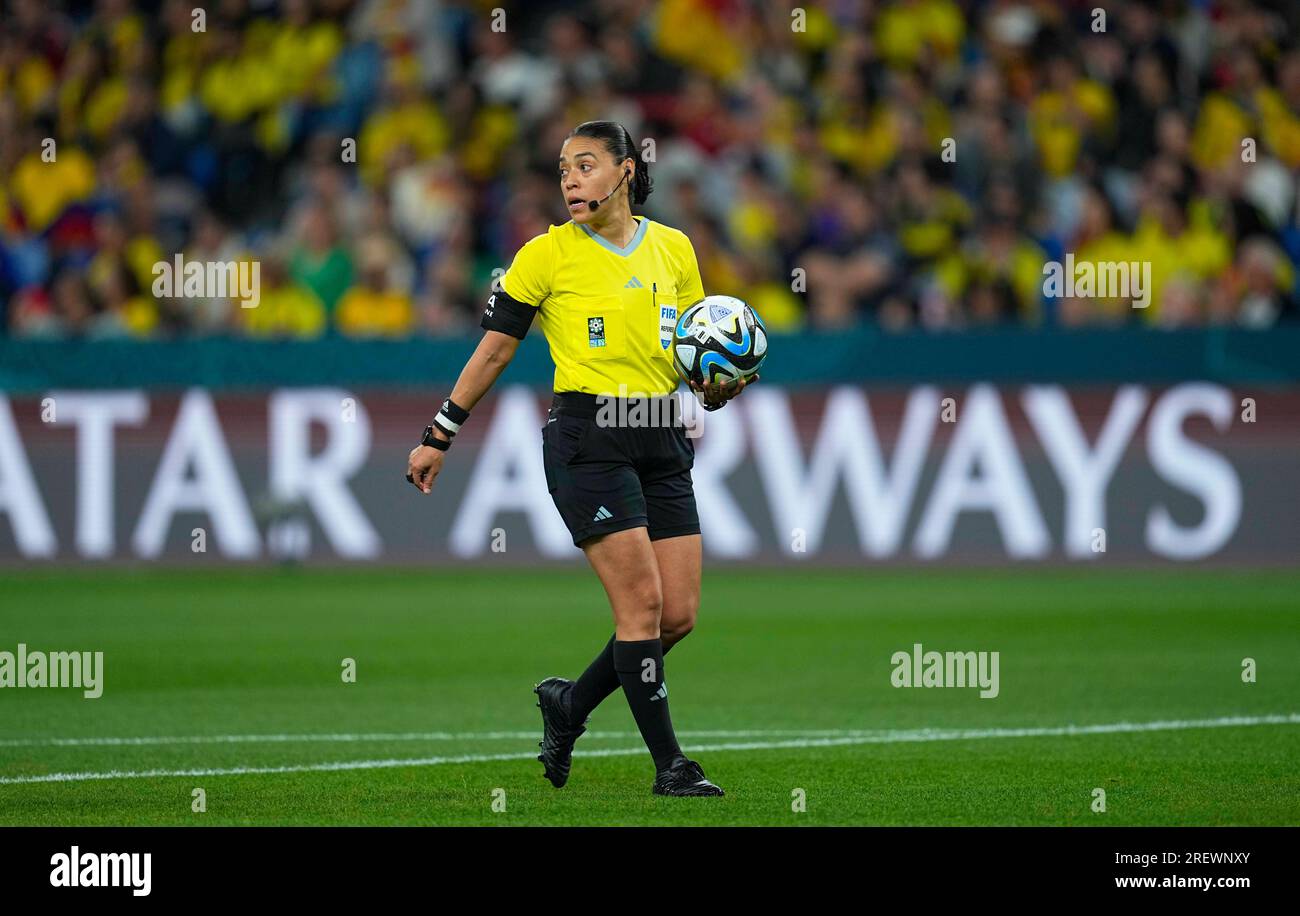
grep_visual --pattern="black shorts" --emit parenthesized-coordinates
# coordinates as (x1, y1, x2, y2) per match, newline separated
(541, 391, 700, 547)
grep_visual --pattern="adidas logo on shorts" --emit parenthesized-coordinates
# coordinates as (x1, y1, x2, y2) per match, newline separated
(593, 505, 613, 522)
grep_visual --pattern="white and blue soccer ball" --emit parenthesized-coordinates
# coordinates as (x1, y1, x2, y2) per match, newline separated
(671, 295, 768, 387)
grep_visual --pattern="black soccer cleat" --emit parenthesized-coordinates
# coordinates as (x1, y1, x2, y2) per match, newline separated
(533, 676, 588, 788)
(652, 756, 725, 797)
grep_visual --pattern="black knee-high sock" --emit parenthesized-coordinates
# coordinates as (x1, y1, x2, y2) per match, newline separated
(571, 633, 674, 723)
(612, 638, 682, 771)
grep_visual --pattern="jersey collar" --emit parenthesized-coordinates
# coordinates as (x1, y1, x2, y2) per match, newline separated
(577, 216, 648, 257)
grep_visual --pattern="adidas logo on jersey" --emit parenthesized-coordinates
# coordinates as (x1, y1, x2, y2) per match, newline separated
(624, 277, 644, 288)
(593, 506, 613, 521)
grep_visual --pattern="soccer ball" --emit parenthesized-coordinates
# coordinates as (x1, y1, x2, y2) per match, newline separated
(671, 295, 767, 386)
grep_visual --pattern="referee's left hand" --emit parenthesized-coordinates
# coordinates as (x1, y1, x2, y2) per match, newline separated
(692, 373, 758, 409)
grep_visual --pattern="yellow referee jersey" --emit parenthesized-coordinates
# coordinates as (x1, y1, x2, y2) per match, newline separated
(483, 217, 705, 396)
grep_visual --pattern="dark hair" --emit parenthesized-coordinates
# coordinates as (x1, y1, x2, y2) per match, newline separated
(567, 120, 653, 210)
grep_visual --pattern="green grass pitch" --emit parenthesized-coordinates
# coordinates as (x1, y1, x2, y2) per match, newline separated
(1, 567, 1297, 826)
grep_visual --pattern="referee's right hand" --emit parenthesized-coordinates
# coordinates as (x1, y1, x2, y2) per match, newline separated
(406, 444, 445, 494)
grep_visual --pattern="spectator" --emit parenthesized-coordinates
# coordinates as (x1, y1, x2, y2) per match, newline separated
(0, 0, 1297, 338)
(336, 234, 413, 337)
(242, 252, 326, 339)
(290, 202, 353, 317)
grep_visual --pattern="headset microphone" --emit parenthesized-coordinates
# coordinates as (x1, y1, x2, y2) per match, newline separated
(587, 169, 631, 212)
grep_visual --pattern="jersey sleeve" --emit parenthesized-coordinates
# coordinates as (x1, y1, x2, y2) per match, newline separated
(678, 235, 706, 307)
(501, 232, 553, 306)
(481, 231, 553, 339)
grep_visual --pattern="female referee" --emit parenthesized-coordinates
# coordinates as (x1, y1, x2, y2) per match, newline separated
(405, 121, 754, 797)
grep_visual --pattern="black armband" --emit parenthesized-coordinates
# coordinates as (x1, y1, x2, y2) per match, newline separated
(480, 287, 537, 339)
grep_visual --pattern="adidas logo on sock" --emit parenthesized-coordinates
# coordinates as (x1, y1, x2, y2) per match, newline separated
(624, 277, 644, 288)
(593, 505, 613, 521)
(650, 683, 667, 701)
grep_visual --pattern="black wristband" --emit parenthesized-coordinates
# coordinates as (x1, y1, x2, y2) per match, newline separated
(432, 397, 470, 437)
(421, 425, 450, 451)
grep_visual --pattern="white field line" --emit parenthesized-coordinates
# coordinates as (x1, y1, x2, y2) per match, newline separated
(0, 729, 882, 748)
(0, 713, 1296, 786)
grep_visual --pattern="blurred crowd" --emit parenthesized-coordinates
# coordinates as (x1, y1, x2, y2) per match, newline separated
(2, 0, 1299, 340)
